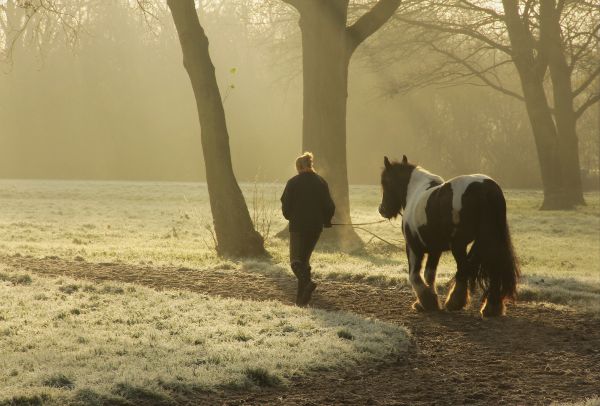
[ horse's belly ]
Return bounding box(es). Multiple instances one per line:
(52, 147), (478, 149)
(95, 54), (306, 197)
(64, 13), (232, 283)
(419, 228), (452, 252)
(424, 242), (450, 253)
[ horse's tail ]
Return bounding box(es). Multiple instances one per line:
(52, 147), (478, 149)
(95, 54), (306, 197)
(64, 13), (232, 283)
(469, 181), (520, 302)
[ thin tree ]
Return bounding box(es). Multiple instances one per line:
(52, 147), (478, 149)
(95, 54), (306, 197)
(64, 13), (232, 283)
(3, 0), (267, 257)
(390, 0), (599, 209)
(167, 0), (266, 257)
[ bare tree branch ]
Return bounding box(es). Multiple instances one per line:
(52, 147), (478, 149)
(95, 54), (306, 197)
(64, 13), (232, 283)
(394, 15), (512, 55)
(346, 0), (401, 56)
(456, 0), (505, 20)
(569, 22), (600, 68)
(136, 0), (160, 27)
(430, 43), (525, 101)
(574, 64), (600, 97)
(1, 6), (35, 64)
(576, 92), (600, 119)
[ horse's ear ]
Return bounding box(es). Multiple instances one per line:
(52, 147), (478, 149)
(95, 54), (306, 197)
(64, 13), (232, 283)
(384, 156), (392, 169)
(402, 155), (408, 165)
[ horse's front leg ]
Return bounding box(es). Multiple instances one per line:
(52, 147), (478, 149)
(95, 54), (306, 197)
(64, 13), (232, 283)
(424, 250), (441, 292)
(408, 245), (440, 312)
(445, 242), (471, 311)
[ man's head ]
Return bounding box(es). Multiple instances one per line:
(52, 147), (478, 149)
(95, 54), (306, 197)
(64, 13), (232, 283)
(296, 152), (315, 173)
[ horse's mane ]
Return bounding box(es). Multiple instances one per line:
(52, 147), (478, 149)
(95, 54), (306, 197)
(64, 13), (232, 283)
(414, 166), (444, 186)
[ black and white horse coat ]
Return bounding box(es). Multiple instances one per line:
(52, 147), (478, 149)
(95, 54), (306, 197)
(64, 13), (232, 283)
(379, 156), (520, 317)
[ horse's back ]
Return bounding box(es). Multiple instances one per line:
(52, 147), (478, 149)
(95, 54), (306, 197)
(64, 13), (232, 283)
(447, 173), (492, 206)
(447, 174), (504, 227)
(404, 171), (505, 251)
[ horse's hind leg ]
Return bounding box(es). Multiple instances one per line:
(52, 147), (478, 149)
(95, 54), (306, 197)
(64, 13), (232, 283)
(407, 245), (440, 312)
(445, 242), (471, 311)
(476, 228), (506, 317)
(481, 275), (505, 317)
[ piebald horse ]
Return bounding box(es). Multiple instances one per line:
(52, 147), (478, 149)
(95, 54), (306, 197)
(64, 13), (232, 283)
(379, 156), (520, 317)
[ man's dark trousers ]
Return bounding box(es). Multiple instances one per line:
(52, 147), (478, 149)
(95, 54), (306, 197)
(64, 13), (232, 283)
(289, 230), (321, 304)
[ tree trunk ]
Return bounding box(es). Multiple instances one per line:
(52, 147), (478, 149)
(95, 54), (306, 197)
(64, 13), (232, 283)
(297, 0), (363, 249)
(167, 0), (266, 257)
(519, 73), (572, 209)
(279, 0), (399, 247)
(540, 0), (585, 206)
(502, 0), (575, 210)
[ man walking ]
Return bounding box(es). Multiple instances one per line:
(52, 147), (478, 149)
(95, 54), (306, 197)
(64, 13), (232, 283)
(281, 152), (335, 306)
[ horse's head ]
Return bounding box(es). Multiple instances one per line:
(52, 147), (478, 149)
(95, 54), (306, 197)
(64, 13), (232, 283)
(379, 155), (415, 219)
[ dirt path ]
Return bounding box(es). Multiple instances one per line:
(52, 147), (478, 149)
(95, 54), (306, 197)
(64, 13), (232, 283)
(3, 255), (599, 405)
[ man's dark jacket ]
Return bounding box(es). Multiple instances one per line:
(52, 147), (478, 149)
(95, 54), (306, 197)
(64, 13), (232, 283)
(281, 172), (335, 233)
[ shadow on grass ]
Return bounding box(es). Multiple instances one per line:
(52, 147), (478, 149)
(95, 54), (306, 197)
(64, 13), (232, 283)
(0, 394), (51, 406)
(238, 253), (407, 305)
(518, 274), (600, 314)
(423, 302), (600, 360)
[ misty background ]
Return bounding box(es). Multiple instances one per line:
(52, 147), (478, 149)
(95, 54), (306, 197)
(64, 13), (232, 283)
(0, 1), (598, 186)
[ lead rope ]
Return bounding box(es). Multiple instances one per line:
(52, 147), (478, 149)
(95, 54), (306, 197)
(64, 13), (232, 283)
(331, 219), (403, 248)
(330, 219), (387, 226)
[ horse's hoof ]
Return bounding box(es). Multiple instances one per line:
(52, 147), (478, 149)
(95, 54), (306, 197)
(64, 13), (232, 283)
(445, 294), (468, 311)
(445, 299), (466, 312)
(413, 292), (441, 312)
(412, 301), (426, 312)
(480, 299), (506, 317)
(445, 283), (469, 311)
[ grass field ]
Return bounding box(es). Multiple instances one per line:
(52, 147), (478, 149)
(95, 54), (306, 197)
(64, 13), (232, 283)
(0, 180), (417, 404)
(0, 179), (599, 404)
(0, 179), (598, 312)
(0, 267), (409, 404)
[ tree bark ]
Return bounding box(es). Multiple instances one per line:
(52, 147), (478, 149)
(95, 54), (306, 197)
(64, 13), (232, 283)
(502, 0), (576, 209)
(398, 0), (590, 209)
(540, 0), (585, 206)
(284, 0), (400, 249)
(297, 0), (363, 248)
(167, 0), (266, 257)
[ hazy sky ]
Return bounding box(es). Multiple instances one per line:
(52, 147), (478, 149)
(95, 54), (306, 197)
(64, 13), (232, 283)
(0, 1), (597, 186)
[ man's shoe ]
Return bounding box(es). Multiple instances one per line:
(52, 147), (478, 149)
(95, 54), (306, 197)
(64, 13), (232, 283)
(295, 279), (307, 306)
(298, 281), (317, 306)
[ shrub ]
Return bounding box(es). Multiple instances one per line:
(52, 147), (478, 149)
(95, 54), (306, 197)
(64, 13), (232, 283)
(337, 329), (355, 340)
(244, 367), (282, 388)
(42, 374), (74, 389)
